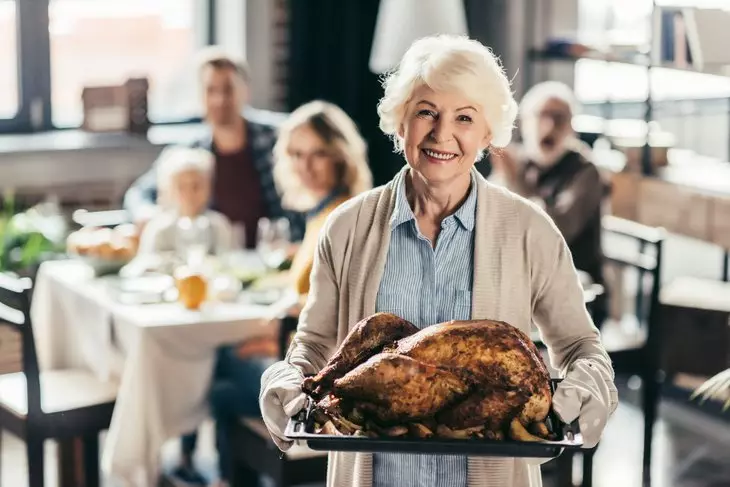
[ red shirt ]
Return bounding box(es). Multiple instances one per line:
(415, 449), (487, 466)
(212, 145), (268, 248)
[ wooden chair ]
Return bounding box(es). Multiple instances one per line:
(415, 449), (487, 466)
(602, 216), (665, 487)
(556, 216), (666, 487)
(229, 315), (327, 487)
(0, 273), (117, 487)
(658, 276), (730, 412)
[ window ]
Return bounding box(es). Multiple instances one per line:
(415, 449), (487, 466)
(0, 0), (216, 133)
(0, 0), (18, 119)
(575, 0), (730, 103)
(49, 0), (204, 127)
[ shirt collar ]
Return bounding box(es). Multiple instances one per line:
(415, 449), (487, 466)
(389, 169), (477, 232)
(452, 172), (477, 231)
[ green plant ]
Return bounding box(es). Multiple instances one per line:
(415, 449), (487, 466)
(0, 192), (64, 273)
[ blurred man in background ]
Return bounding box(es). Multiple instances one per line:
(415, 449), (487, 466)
(491, 81), (608, 326)
(124, 48), (304, 248)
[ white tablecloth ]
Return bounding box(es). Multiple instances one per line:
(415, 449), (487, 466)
(31, 260), (293, 487)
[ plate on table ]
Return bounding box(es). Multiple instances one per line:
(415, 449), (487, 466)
(285, 379), (583, 458)
(106, 273), (176, 305)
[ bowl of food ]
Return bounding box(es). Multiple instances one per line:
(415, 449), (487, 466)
(66, 224), (139, 276)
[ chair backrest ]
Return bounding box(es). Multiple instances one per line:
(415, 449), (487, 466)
(0, 273), (42, 416)
(602, 215), (666, 326)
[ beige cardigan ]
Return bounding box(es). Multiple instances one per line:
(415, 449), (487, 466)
(265, 167), (617, 487)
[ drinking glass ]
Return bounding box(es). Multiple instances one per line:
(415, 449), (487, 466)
(256, 217), (291, 270)
(175, 214), (212, 268)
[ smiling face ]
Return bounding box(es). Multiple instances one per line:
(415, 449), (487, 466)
(288, 124), (341, 199)
(399, 85), (492, 187)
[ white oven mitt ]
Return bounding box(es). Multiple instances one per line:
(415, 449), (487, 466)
(551, 359), (618, 449)
(259, 360), (309, 451)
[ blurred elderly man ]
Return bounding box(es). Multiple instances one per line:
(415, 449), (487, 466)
(491, 81), (607, 326)
(124, 48), (304, 247)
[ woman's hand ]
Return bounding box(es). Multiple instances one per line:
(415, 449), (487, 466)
(551, 359), (614, 449)
(259, 362), (308, 451)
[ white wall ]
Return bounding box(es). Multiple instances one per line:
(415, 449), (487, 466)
(0, 144), (161, 208)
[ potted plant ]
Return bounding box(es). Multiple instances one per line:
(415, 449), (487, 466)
(0, 192), (66, 281)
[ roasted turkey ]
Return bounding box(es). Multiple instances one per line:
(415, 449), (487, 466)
(303, 313), (554, 441)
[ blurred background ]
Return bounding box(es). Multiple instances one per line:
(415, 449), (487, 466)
(0, 1), (730, 487)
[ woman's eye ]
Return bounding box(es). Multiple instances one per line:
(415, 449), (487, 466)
(417, 109), (437, 119)
(457, 114), (473, 123)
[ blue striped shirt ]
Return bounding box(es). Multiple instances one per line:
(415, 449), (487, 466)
(373, 172), (476, 487)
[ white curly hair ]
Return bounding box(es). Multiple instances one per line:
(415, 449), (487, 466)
(377, 35), (518, 153)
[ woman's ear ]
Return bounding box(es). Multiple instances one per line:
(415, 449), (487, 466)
(397, 123), (405, 139)
(482, 133), (493, 152)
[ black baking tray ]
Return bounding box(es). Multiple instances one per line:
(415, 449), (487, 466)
(285, 379), (583, 458)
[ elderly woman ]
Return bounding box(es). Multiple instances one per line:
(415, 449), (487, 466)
(260, 35), (617, 487)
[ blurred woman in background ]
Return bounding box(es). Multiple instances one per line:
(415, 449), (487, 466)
(208, 100), (372, 487)
(273, 99), (373, 296)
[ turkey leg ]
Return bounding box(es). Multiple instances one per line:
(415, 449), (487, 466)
(302, 312), (419, 398)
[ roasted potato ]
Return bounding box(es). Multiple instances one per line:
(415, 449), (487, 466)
(528, 421), (550, 439)
(408, 423), (434, 438)
(508, 418), (544, 442)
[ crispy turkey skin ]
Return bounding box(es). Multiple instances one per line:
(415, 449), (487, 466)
(333, 353), (470, 423)
(304, 315), (553, 439)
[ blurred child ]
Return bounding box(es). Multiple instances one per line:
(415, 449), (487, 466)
(137, 146), (233, 257)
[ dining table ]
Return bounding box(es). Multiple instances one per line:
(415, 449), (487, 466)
(30, 257), (295, 487)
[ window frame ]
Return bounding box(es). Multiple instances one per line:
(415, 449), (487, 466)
(0, 0), (217, 134)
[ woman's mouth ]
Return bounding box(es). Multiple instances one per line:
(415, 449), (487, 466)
(421, 148), (458, 164)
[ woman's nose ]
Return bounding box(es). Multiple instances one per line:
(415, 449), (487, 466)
(299, 155), (315, 173)
(429, 118), (453, 143)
